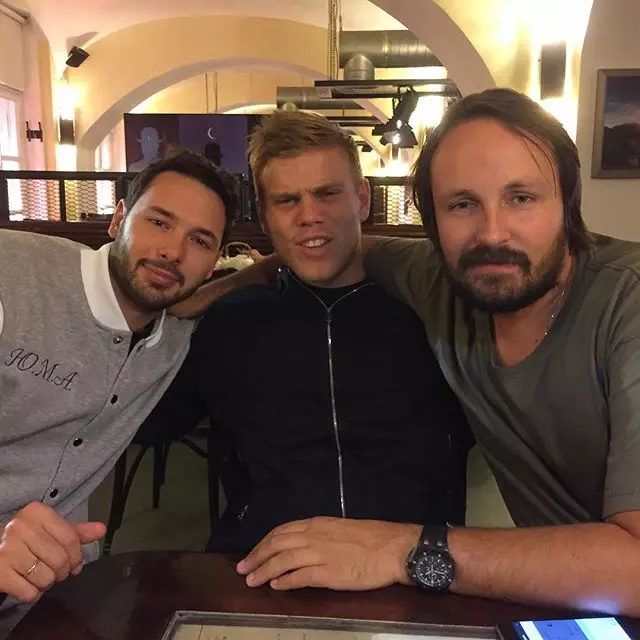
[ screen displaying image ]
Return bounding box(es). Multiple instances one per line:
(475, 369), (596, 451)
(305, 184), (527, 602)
(124, 113), (264, 176)
(514, 617), (632, 640)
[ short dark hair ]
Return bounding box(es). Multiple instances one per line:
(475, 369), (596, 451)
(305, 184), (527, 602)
(412, 88), (591, 254)
(125, 149), (239, 246)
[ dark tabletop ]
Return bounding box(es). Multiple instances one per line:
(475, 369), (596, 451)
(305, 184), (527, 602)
(10, 552), (639, 640)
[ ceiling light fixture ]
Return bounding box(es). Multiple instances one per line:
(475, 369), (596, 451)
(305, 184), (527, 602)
(372, 88), (420, 148)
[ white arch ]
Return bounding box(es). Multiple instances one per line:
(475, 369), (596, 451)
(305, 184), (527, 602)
(76, 58), (388, 169)
(369, 0), (496, 95)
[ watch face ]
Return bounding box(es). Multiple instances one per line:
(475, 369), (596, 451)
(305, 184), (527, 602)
(414, 551), (453, 589)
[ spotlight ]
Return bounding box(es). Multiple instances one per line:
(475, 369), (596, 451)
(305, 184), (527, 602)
(373, 121), (418, 148)
(373, 88), (420, 148)
(393, 89), (420, 125)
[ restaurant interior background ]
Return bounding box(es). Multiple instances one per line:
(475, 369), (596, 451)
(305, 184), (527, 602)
(0, 0), (637, 552)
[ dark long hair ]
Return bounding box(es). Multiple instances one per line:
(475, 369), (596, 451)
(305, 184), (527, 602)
(412, 88), (590, 254)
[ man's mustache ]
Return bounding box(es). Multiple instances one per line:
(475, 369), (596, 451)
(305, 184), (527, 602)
(138, 259), (185, 286)
(458, 245), (530, 272)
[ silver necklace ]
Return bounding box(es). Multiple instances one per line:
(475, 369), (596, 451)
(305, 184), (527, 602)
(543, 269), (573, 338)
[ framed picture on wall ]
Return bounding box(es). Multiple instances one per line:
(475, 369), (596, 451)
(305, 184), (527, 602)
(592, 68), (640, 178)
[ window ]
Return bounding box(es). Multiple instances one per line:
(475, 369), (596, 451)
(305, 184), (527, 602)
(0, 93), (24, 218)
(0, 95), (20, 166)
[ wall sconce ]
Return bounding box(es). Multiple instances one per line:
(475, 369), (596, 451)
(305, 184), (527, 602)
(56, 81), (78, 145)
(25, 121), (43, 142)
(540, 42), (567, 100)
(58, 117), (75, 145)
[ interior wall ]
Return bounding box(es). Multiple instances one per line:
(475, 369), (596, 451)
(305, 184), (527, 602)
(576, 0), (640, 239)
(21, 22), (55, 169)
(133, 71), (312, 114)
(105, 69), (382, 174)
(105, 70), (311, 171)
(62, 5), (500, 169)
(0, 9), (25, 92)
(64, 15), (329, 168)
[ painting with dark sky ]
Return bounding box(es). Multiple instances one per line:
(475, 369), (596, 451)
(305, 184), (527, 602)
(124, 113), (264, 176)
(599, 73), (640, 172)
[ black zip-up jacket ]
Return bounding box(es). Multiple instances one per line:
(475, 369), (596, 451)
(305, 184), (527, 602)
(141, 267), (472, 552)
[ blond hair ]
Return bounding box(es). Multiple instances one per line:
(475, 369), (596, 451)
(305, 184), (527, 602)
(248, 110), (363, 203)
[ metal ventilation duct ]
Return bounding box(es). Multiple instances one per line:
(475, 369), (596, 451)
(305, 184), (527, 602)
(340, 30), (441, 79)
(343, 54), (375, 82)
(276, 86), (363, 111)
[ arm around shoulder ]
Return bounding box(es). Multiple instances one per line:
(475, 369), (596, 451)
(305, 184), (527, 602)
(171, 253), (283, 318)
(362, 235), (437, 310)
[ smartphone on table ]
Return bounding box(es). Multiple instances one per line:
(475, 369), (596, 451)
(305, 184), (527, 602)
(497, 616), (638, 640)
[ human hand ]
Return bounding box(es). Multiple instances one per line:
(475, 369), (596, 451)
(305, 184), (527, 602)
(0, 502), (106, 604)
(236, 516), (421, 591)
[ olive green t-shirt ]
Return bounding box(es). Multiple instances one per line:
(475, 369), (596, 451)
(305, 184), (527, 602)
(365, 234), (640, 526)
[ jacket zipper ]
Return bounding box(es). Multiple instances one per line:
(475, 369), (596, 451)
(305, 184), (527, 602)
(292, 274), (375, 517)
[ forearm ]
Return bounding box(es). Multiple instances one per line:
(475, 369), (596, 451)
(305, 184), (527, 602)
(171, 253), (283, 318)
(447, 523), (640, 615)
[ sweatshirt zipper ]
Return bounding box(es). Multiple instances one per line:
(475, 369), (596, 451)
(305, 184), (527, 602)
(292, 274), (375, 517)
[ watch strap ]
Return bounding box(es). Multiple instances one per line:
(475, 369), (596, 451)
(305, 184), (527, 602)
(406, 524), (454, 591)
(419, 525), (450, 553)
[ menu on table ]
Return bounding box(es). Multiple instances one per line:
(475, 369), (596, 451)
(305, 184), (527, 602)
(163, 612), (496, 640)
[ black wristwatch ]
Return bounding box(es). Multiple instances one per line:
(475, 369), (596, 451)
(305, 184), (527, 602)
(406, 525), (455, 591)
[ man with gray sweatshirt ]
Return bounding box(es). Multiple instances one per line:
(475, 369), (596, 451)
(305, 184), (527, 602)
(0, 151), (237, 627)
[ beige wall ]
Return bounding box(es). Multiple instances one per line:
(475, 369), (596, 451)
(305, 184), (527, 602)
(133, 71), (312, 115)
(111, 70), (382, 174)
(372, 0), (594, 138)
(0, 10), (25, 92)
(22, 23), (55, 170)
(370, 0), (523, 91)
(50, 0), (598, 174)
(64, 5), (505, 169)
(107, 70), (310, 171)
(65, 15), (329, 168)
(433, 0), (530, 90)
(576, 0), (640, 239)
(0, 13), (54, 170)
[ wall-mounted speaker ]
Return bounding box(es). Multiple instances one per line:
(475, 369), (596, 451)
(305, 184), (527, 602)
(66, 46), (90, 68)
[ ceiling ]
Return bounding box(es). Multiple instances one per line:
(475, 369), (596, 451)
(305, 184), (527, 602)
(22, 0), (404, 55)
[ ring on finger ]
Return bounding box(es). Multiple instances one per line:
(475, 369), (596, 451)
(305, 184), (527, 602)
(24, 560), (40, 578)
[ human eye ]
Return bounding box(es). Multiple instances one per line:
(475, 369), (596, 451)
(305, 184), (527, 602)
(448, 199), (475, 213)
(511, 193), (536, 206)
(319, 187), (341, 198)
(275, 196), (298, 208)
(191, 236), (213, 250)
(148, 217), (169, 228)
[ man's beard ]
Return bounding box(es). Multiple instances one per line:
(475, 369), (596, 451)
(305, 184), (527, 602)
(109, 240), (198, 313)
(441, 232), (567, 314)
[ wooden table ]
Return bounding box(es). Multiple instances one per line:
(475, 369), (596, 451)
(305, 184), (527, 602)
(10, 552), (640, 639)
